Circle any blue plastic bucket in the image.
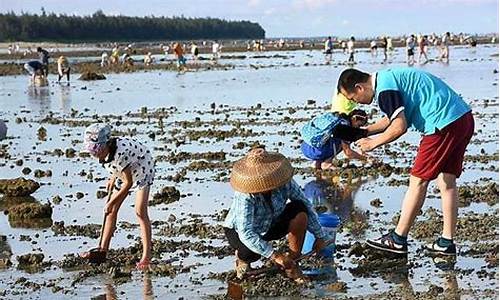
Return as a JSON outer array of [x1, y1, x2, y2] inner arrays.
[[302, 213, 340, 257]]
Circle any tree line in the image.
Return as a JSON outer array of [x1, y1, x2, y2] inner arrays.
[[0, 10, 266, 42]]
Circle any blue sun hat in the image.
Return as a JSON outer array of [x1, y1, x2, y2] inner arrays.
[[83, 123, 111, 155]]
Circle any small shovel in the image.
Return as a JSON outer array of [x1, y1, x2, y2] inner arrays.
[[227, 238, 336, 299], [82, 189, 113, 264]]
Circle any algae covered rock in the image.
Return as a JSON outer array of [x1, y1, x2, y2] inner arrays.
[[17, 253, 44, 267], [150, 186, 180, 206], [78, 71, 106, 81], [7, 202, 52, 220], [0, 178, 40, 197], [16, 253, 50, 271]]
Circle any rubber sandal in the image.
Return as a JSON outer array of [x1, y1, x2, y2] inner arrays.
[[80, 247, 107, 264]]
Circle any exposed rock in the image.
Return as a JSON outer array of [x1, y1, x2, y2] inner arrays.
[[7, 202, 52, 220], [0, 178, 39, 196], [150, 186, 180, 206], [326, 281, 348, 292], [79, 71, 106, 81], [37, 127, 47, 141]]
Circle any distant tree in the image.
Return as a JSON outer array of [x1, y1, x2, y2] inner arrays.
[[0, 11, 265, 42]]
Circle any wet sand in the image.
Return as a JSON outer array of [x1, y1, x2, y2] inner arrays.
[[0, 44, 498, 298]]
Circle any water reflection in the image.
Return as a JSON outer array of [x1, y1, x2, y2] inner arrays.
[[27, 86, 51, 115], [59, 84, 72, 113], [93, 273, 154, 300], [304, 174, 369, 222], [380, 264, 460, 300], [143, 273, 154, 300]]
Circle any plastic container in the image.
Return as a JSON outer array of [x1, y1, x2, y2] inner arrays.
[[302, 213, 340, 257]]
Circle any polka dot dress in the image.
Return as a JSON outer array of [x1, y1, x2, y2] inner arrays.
[[104, 137, 155, 191]]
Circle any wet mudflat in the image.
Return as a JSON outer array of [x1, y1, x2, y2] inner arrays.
[[0, 45, 498, 299]]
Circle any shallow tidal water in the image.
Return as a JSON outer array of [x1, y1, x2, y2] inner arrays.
[[0, 44, 498, 299]]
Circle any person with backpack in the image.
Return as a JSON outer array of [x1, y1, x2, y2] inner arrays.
[[300, 109, 370, 170]]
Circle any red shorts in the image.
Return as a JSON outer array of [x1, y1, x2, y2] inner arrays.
[[411, 112, 474, 181]]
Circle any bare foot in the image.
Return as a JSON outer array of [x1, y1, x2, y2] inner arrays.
[[136, 258, 151, 271], [320, 162, 335, 170]]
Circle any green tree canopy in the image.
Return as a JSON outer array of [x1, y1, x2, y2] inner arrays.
[[0, 11, 265, 42]]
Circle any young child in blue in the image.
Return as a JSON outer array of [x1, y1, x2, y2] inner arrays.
[[301, 109, 369, 170]]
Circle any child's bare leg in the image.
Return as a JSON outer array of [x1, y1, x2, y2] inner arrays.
[[135, 185, 152, 261]]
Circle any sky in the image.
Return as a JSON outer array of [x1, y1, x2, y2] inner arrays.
[[1, 0, 498, 38]]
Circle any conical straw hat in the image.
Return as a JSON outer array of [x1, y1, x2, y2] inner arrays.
[[230, 148, 294, 194]]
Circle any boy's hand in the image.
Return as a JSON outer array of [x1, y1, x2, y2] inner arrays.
[[356, 137, 377, 152]]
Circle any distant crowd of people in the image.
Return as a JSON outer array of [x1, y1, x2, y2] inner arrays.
[[321, 31, 483, 65], [15, 32, 496, 84], [98, 40, 223, 73]]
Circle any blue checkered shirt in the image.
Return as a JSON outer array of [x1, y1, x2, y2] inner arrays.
[[223, 178, 326, 258]]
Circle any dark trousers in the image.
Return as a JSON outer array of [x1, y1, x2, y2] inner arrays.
[[58, 67, 71, 82], [42, 63, 49, 76], [224, 201, 308, 263]]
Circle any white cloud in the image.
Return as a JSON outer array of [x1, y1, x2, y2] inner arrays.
[[248, 0, 261, 7], [264, 8, 276, 15], [293, 0, 337, 10]]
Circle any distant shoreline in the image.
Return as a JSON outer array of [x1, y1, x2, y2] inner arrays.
[[0, 35, 496, 60]]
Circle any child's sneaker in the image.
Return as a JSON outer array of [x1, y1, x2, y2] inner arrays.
[[366, 231, 408, 254], [424, 238, 456, 256]]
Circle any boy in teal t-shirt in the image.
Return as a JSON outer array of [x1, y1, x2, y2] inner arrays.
[[336, 67, 474, 257]]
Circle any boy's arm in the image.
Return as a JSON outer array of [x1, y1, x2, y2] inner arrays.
[[364, 117, 390, 135], [356, 112, 407, 152]]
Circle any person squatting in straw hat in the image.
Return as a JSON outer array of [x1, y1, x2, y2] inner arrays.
[[223, 147, 327, 281], [337, 67, 474, 256], [79, 124, 155, 270], [300, 109, 370, 170]]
